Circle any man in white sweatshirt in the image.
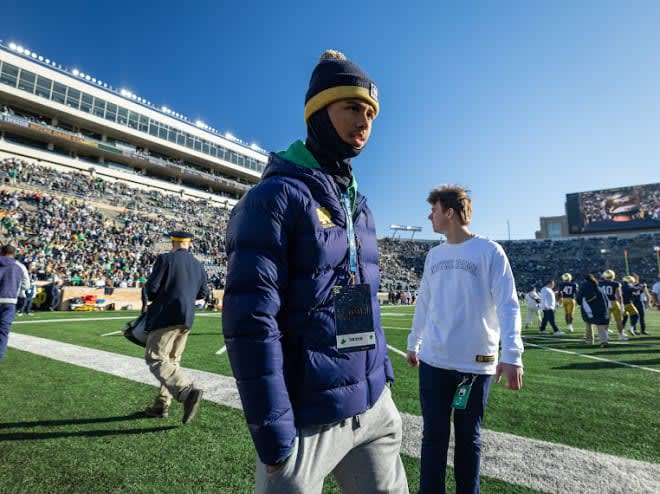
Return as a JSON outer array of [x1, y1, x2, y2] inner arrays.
[[540, 280, 564, 335], [406, 185, 523, 494]]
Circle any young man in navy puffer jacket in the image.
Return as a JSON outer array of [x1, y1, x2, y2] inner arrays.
[[223, 50, 409, 493]]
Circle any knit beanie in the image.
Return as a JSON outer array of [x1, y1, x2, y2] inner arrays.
[[304, 50, 379, 123]]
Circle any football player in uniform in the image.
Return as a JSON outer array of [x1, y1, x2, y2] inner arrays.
[[598, 269, 628, 341], [630, 274, 650, 335], [557, 273, 578, 332], [621, 275, 640, 335]]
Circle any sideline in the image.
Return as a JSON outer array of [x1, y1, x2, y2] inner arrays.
[[13, 316, 133, 324], [15, 317, 659, 375], [7, 333, 660, 494], [13, 312, 223, 325]]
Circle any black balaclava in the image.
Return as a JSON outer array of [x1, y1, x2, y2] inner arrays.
[[303, 50, 379, 192], [305, 108, 361, 192]]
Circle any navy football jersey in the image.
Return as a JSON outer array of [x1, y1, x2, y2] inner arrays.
[[558, 282, 578, 299], [621, 283, 635, 304], [631, 283, 644, 303], [598, 280, 620, 301]]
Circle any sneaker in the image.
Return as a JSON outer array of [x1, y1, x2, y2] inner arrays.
[[640, 330, 648, 335], [144, 404, 169, 418], [628, 328, 637, 336], [600, 342, 609, 348], [182, 388, 203, 424], [618, 333, 629, 341], [539, 329, 547, 334], [567, 325, 574, 333], [553, 330, 565, 336]]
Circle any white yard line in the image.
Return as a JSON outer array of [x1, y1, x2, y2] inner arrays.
[[7, 333, 659, 494], [101, 330, 123, 337], [383, 325, 410, 331], [523, 341, 660, 374], [387, 344, 408, 358]]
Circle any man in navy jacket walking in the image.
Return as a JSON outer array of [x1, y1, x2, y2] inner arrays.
[[143, 231, 208, 424], [223, 50, 408, 493]]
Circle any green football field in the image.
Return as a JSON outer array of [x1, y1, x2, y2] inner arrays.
[[1, 306, 659, 493]]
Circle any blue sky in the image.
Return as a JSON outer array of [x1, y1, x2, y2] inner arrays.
[[3, 1, 658, 240]]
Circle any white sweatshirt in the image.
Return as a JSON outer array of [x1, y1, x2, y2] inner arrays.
[[524, 291, 540, 308], [540, 286, 556, 310], [407, 235, 523, 374]]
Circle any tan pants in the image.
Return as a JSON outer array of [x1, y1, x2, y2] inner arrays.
[[145, 325, 192, 407], [584, 323, 608, 344]]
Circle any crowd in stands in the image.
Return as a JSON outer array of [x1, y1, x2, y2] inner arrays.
[[378, 238, 434, 292], [0, 157, 658, 298], [500, 234, 659, 291], [0, 157, 229, 289]]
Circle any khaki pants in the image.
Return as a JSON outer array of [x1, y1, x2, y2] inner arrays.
[[145, 325, 192, 407], [254, 386, 409, 494], [584, 323, 608, 344]]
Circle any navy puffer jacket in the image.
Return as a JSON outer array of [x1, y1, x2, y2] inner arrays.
[[223, 151, 394, 465]]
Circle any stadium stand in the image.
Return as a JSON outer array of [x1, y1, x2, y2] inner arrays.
[[1, 156, 657, 300], [378, 235, 659, 296], [2, 40, 658, 308], [0, 157, 228, 290]]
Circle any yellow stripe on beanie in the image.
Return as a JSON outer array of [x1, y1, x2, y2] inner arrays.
[[304, 85, 379, 123]]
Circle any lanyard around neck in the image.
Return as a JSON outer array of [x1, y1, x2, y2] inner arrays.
[[340, 191, 358, 285]]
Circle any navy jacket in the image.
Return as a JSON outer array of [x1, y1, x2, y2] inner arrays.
[[223, 151, 394, 465], [0, 256, 23, 304], [577, 280, 609, 325], [144, 249, 208, 331]]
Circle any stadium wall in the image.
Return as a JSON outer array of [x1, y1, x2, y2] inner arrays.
[[58, 287, 226, 311]]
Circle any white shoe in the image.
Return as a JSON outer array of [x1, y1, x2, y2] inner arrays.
[[618, 333, 628, 341], [567, 325, 574, 332], [553, 330, 565, 336], [628, 328, 637, 336]]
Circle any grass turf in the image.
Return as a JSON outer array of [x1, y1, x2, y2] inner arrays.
[[2, 306, 659, 493], [0, 348, 541, 494]]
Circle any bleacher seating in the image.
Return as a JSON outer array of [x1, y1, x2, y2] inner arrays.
[[1, 156, 658, 294]]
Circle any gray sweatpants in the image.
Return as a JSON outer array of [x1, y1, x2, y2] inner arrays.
[[254, 386, 409, 494]]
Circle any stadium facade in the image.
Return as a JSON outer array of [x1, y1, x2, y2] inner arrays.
[[0, 40, 267, 206]]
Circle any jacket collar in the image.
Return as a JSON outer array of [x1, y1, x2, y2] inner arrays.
[[264, 142, 366, 226]]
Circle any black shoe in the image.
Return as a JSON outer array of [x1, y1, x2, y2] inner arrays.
[[641, 330, 648, 335], [182, 389, 203, 424], [144, 404, 169, 418]]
